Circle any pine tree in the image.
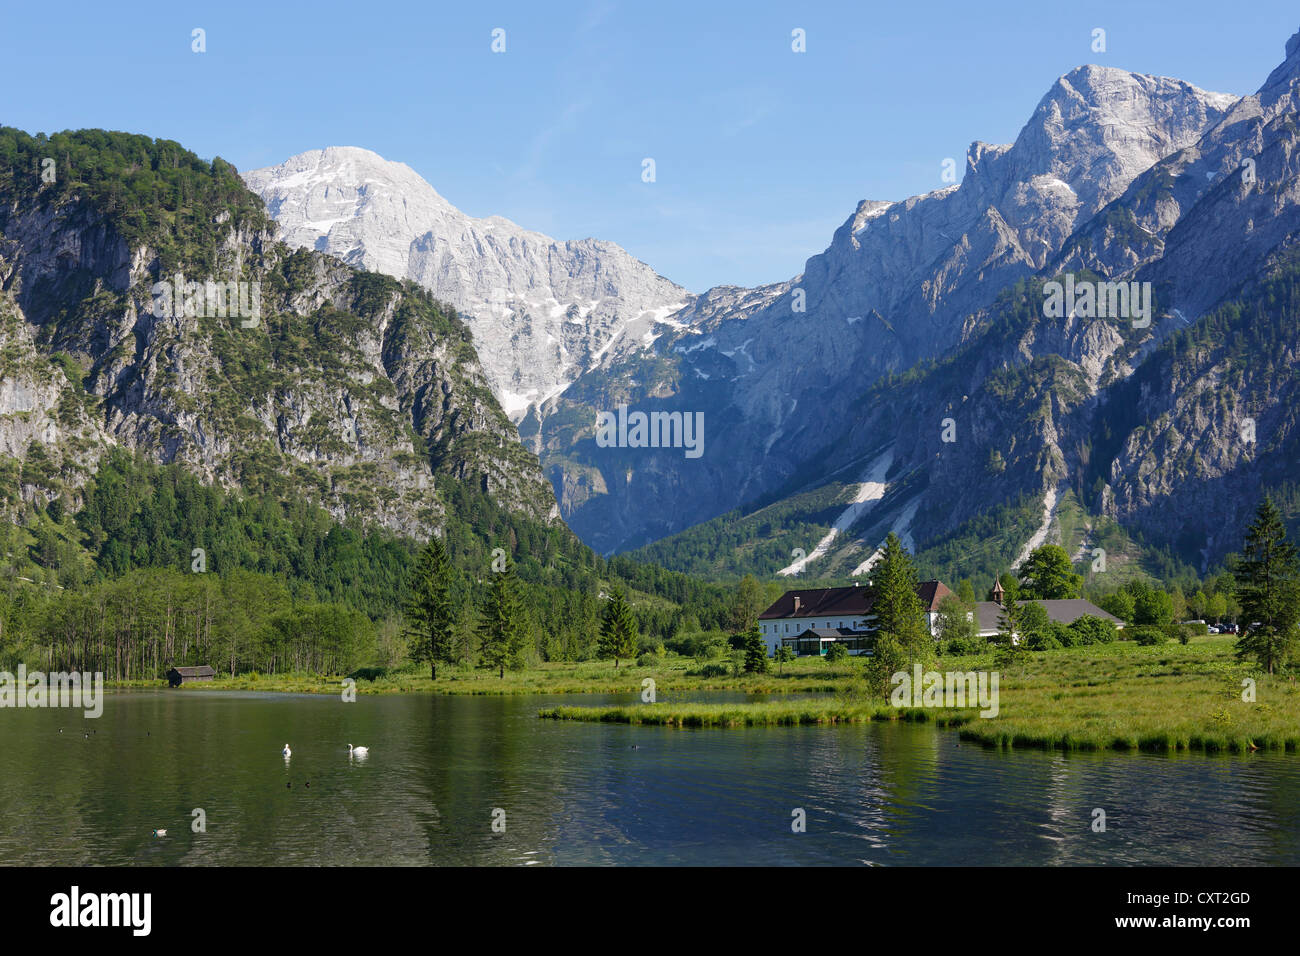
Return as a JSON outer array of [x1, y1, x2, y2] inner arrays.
[[870, 532, 930, 660], [404, 536, 457, 680], [742, 624, 769, 673], [598, 588, 639, 667], [1233, 497, 1300, 674], [478, 557, 525, 679], [994, 598, 1027, 669]]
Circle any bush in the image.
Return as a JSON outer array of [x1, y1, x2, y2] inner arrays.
[[636, 651, 662, 668], [347, 666, 387, 681], [665, 630, 728, 659], [946, 635, 988, 656], [691, 663, 730, 678], [1025, 630, 1062, 651], [1069, 615, 1119, 645], [825, 643, 849, 663], [1130, 625, 1168, 646]]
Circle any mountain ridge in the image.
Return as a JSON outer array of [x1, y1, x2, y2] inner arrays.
[[524, 61, 1239, 554], [0, 129, 559, 548], [243, 147, 691, 423]]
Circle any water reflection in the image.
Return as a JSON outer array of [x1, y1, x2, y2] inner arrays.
[[0, 690, 1296, 865]]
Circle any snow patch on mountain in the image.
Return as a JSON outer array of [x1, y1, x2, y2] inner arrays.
[[778, 449, 893, 576], [1014, 483, 1064, 569], [244, 147, 692, 421], [852, 499, 921, 576]]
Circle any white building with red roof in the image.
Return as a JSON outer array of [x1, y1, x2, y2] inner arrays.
[[757, 581, 954, 657]]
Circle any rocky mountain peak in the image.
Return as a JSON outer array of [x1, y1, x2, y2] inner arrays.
[[244, 149, 690, 423], [1009, 65, 1238, 216], [1261, 27, 1300, 96], [529, 57, 1242, 554]]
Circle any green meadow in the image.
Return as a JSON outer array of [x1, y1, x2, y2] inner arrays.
[[538, 636, 1300, 754]]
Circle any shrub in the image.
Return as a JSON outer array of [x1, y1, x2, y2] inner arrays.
[[1069, 615, 1118, 645], [825, 643, 849, 663], [946, 635, 988, 656], [1130, 625, 1168, 646], [665, 630, 728, 659], [691, 663, 730, 678], [1025, 630, 1062, 651]]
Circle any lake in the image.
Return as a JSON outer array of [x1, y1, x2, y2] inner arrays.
[[2, 689, 1298, 865]]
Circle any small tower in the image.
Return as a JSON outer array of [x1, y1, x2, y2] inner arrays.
[[992, 577, 1005, 606]]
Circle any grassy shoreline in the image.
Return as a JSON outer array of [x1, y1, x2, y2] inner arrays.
[[537, 700, 965, 728], [538, 637, 1300, 755], [103, 637, 1300, 754], [105, 659, 848, 697]]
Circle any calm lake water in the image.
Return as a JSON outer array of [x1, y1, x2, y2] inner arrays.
[[2, 689, 1298, 866]]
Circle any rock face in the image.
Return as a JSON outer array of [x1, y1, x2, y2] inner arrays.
[[235, 34, 1299, 574], [1055, 35, 1300, 322], [0, 132, 558, 539], [529, 64, 1238, 553], [634, 28, 1300, 580], [243, 147, 690, 422]]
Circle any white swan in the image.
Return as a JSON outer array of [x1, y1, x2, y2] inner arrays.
[[282, 743, 292, 757], [347, 744, 369, 756]]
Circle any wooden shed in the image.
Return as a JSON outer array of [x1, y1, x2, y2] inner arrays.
[[166, 665, 216, 687]]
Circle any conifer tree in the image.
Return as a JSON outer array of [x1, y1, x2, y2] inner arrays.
[[1233, 497, 1300, 674], [404, 535, 457, 680], [742, 624, 769, 673], [479, 556, 525, 679], [598, 588, 639, 667], [994, 597, 1027, 669], [871, 533, 930, 660]]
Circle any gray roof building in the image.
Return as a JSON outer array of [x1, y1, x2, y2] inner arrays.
[[973, 598, 1123, 636]]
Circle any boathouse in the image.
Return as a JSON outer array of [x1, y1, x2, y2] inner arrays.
[[166, 665, 216, 687]]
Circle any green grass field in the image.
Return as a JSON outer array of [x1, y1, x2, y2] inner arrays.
[[538, 636, 1300, 754]]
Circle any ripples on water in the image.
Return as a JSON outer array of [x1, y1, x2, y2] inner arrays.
[[0, 690, 1296, 866]]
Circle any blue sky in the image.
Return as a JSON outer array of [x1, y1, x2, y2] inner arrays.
[[2, 1, 1297, 292]]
